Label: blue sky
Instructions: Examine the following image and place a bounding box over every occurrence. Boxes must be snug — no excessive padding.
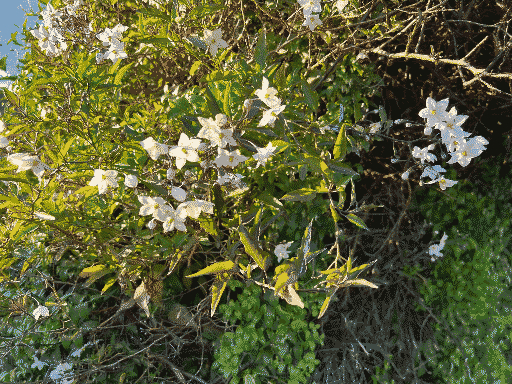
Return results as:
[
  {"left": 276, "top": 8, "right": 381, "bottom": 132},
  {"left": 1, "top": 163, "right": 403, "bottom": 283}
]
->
[{"left": 0, "top": 0, "right": 40, "bottom": 84}]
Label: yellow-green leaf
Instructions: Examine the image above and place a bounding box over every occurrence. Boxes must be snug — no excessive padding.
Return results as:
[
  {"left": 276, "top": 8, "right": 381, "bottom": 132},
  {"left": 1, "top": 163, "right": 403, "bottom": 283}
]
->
[
  {"left": 343, "top": 278, "right": 379, "bottom": 289},
  {"left": 190, "top": 60, "right": 202, "bottom": 76},
  {"left": 196, "top": 216, "right": 217, "bottom": 236},
  {"left": 273, "top": 270, "right": 293, "bottom": 297},
  {"left": 239, "top": 224, "right": 271, "bottom": 272},
  {"left": 20, "top": 252, "right": 39, "bottom": 277},
  {"left": 280, "top": 188, "right": 317, "bottom": 202},
  {"left": 101, "top": 276, "right": 117, "bottom": 294},
  {"left": 333, "top": 124, "right": 348, "bottom": 160},
  {"left": 210, "top": 272, "right": 230, "bottom": 316},
  {"left": 346, "top": 213, "right": 369, "bottom": 231},
  {"left": 185, "top": 260, "right": 234, "bottom": 278}
]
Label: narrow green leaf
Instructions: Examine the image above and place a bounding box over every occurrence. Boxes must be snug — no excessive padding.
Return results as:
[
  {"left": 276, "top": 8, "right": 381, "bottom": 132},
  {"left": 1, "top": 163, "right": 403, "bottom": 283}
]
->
[
  {"left": 333, "top": 124, "right": 349, "bottom": 161},
  {"left": 346, "top": 213, "right": 369, "bottom": 231},
  {"left": 239, "top": 223, "right": 271, "bottom": 272},
  {"left": 185, "top": 260, "right": 234, "bottom": 278},
  {"left": 254, "top": 28, "right": 267, "bottom": 71},
  {"left": 300, "top": 79, "right": 319, "bottom": 112},
  {"left": 114, "top": 63, "right": 134, "bottom": 86},
  {"left": 280, "top": 188, "right": 317, "bottom": 202},
  {"left": 190, "top": 60, "right": 202, "bottom": 76},
  {"left": 187, "top": 4, "right": 226, "bottom": 20}
]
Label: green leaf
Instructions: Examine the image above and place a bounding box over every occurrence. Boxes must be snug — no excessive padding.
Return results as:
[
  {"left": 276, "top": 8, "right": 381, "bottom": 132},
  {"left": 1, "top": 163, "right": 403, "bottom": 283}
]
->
[
  {"left": 254, "top": 28, "right": 267, "bottom": 71},
  {"left": 190, "top": 60, "right": 202, "bottom": 76},
  {"left": 114, "top": 63, "right": 134, "bottom": 86},
  {"left": 300, "top": 79, "right": 319, "bottom": 112},
  {"left": 280, "top": 188, "right": 317, "bottom": 203},
  {"left": 187, "top": 3, "right": 226, "bottom": 20},
  {"left": 58, "top": 137, "right": 75, "bottom": 165},
  {"left": 238, "top": 223, "right": 271, "bottom": 272},
  {"left": 345, "top": 213, "right": 369, "bottom": 231},
  {"left": 205, "top": 84, "right": 223, "bottom": 116},
  {"left": 140, "top": 180, "right": 168, "bottom": 196},
  {"left": 137, "top": 7, "right": 175, "bottom": 22},
  {"left": 333, "top": 124, "right": 348, "bottom": 161},
  {"left": 11, "top": 222, "right": 38, "bottom": 242},
  {"left": 0, "top": 56, "right": 7, "bottom": 72},
  {"left": 185, "top": 260, "right": 234, "bottom": 278},
  {"left": 196, "top": 216, "right": 218, "bottom": 236},
  {"left": 274, "top": 62, "right": 287, "bottom": 91},
  {"left": 101, "top": 276, "right": 117, "bottom": 294}
]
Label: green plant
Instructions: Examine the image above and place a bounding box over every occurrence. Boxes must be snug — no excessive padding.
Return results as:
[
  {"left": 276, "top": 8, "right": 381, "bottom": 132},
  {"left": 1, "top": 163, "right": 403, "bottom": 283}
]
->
[
  {"left": 403, "top": 160, "right": 512, "bottom": 383},
  {"left": 212, "top": 279, "right": 324, "bottom": 384}
]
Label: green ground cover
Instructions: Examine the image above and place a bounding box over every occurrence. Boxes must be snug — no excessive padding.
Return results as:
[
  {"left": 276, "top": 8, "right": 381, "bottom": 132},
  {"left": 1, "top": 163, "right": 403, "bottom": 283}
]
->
[{"left": 372, "top": 153, "right": 512, "bottom": 383}]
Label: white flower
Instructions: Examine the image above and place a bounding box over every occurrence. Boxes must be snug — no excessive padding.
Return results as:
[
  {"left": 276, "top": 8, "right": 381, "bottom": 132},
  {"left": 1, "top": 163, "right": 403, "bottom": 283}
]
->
[
  {"left": 258, "top": 104, "right": 286, "bottom": 127},
  {"left": 401, "top": 170, "right": 409, "bottom": 180},
  {"left": 436, "top": 106, "right": 468, "bottom": 133},
  {"left": 302, "top": 14, "right": 323, "bottom": 31},
  {"left": 429, "top": 232, "right": 448, "bottom": 261},
  {"left": 140, "top": 137, "right": 169, "bottom": 161},
  {"left": 7, "top": 153, "right": 49, "bottom": 178},
  {"left": 168, "top": 133, "right": 202, "bottom": 169},
  {"left": 138, "top": 196, "right": 171, "bottom": 219},
  {"left": 0, "top": 136, "right": 9, "bottom": 148},
  {"left": 446, "top": 140, "right": 483, "bottom": 167},
  {"left": 420, "top": 164, "right": 446, "bottom": 181},
  {"left": 34, "top": 212, "right": 56, "bottom": 221},
  {"left": 197, "top": 114, "right": 235, "bottom": 148},
  {"left": 179, "top": 199, "right": 214, "bottom": 219},
  {"left": 214, "top": 148, "right": 249, "bottom": 168},
  {"left": 255, "top": 77, "right": 281, "bottom": 109},
  {"left": 31, "top": 355, "right": 47, "bottom": 370},
  {"left": 425, "top": 176, "right": 458, "bottom": 190},
  {"left": 171, "top": 186, "right": 187, "bottom": 202},
  {"left": 96, "top": 26, "right": 124, "bottom": 47},
  {"left": 103, "top": 40, "right": 128, "bottom": 64},
  {"left": 275, "top": 241, "right": 294, "bottom": 263},
  {"left": 124, "top": 174, "right": 138, "bottom": 188},
  {"left": 298, "top": 0, "right": 322, "bottom": 16},
  {"left": 33, "top": 305, "right": 50, "bottom": 320},
  {"left": 89, "top": 169, "right": 118, "bottom": 194},
  {"left": 30, "top": 25, "right": 61, "bottom": 56},
  {"left": 158, "top": 203, "right": 189, "bottom": 232},
  {"left": 418, "top": 97, "right": 450, "bottom": 133},
  {"left": 203, "top": 28, "right": 228, "bottom": 56},
  {"left": 252, "top": 142, "right": 277, "bottom": 168},
  {"left": 0, "top": 120, "right": 6, "bottom": 132},
  {"left": 147, "top": 218, "right": 157, "bottom": 230},
  {"left": 439, "top": 128, "right": 472, "bottom": 153},
  {"left": 336, "top": 0, "right": 349, "bottom": 13},
  {"left": 412, "top": 144, "right": 437, "bottom": 164},
  {"left": 41, "top": 3, "right": 63, "bottom": 28},
  {"left": 49, "top": 362, "right": 73, "bottom": 382}
]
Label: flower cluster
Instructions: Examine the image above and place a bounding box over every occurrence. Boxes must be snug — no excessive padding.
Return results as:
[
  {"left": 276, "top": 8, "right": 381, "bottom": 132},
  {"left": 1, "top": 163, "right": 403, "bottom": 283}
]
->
[
  {"left": 29, "top": 1, "right": 128, "bottom": 66},
  {"left": 298, "top": 0, "right": 323, "bottom": 31},
  {"left": 401, "top": 97, "right": 488, "bottom": 190},
  {"left": 95, "top": 23, "right": 129, "bottom": 64},
  {"left": 29, "top": 1, "right": 86, "bottom": 57}
]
